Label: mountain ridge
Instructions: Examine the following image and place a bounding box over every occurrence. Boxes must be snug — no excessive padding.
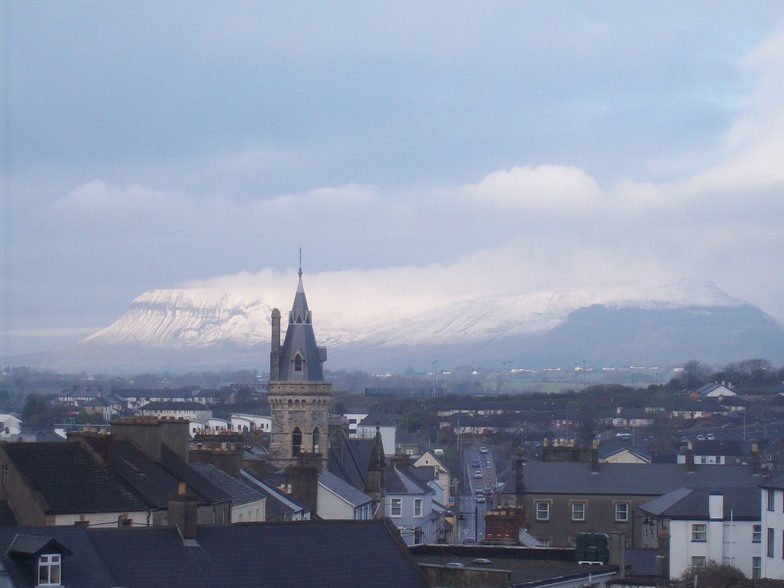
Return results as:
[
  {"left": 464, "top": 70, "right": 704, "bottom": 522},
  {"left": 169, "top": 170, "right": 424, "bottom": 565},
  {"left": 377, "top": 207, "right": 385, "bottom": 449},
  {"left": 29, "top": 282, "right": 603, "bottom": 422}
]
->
[{"left": 6, "top": 279, "right": 784, "bottom": 373}]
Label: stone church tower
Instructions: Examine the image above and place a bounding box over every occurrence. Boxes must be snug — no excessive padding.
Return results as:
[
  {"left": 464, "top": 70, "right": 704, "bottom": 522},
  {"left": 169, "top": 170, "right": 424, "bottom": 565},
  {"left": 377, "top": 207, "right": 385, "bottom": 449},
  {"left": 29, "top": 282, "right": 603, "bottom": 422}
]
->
[{"left": 268, "top": 268, "right": 331, "bottom": 469}]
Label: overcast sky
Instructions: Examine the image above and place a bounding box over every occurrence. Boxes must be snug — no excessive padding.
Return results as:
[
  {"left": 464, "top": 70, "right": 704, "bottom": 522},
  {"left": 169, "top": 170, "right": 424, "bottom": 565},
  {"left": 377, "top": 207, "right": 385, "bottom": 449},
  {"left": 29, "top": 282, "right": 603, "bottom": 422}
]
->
[{"left": 3, "top": 2, "right": 784, "bottom": 357}]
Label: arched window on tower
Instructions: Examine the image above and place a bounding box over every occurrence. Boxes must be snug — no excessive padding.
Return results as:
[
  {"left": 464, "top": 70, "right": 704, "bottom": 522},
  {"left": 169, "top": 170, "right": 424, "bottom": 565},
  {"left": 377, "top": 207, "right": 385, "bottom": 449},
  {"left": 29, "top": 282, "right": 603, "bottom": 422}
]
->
[
  {"left": 294, "top": 354, "right": 303, "bottom": 372},
  {"left": 312, "top": 427, "right": 321, "bottom": 453},
  {"left": 292, "top": 427, "right": 302, "bottom": 457}
]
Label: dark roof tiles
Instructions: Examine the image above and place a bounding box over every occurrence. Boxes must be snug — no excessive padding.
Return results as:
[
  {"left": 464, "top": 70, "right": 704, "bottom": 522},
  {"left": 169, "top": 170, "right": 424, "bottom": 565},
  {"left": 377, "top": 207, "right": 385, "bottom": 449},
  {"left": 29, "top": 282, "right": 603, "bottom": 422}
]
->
[{"left": 2, "top": 442, "right": 148, "bottom": 514}]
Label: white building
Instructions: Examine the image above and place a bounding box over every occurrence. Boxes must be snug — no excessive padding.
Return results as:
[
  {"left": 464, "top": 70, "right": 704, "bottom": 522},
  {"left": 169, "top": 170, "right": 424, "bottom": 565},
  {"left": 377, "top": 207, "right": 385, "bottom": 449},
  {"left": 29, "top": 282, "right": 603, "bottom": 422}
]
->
[
  {"left": 640, "top": 487, "right": 761, "bottom": 580},
  {"left": 413, "top": 449, "right": 451, "bottom": 506},
  {"left": 230, "top": 413, "right": 271, "bottom": 433},
  {"left": 761, "top": 474, "right": 784, "bottom": 579},
  {"left": 317, "top": 471, "right": 374, "bottom": 520},
  {"left": 138, "top": 401, "right": 212, "bottom": 423},
  {"left": 385, "top": 461, "right": 441, "bottom": 545},
  {"left": 0, "top": 414, "right": 22, "bottom": 437}
]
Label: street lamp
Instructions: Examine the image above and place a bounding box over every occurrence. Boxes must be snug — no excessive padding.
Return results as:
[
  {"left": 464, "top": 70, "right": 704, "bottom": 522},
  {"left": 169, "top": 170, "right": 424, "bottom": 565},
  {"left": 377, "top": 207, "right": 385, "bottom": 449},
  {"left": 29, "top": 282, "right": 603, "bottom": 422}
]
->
[{"left": 458, "top": 507, "right": 479, "bottom": 543}]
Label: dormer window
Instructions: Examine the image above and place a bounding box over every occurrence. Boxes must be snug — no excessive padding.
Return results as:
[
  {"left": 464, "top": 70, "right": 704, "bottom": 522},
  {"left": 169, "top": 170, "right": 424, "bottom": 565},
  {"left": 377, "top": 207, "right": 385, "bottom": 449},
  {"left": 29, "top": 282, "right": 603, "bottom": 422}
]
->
[
  {"left": 8, "top": 534, "right": 70, "bottom": 588},
  {"left": 294, "top": 354, "right": 303, "bottom": 372},
  {"left": 38, "top": 553, "right": 61, "bottom": 586}
]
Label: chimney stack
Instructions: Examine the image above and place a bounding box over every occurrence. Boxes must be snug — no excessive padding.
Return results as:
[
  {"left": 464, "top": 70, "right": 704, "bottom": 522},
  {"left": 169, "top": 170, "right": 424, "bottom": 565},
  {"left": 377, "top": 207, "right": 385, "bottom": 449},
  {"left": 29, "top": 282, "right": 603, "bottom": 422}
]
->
[
  {"left": 686, "top": 441, "right": 695, "bottom": 473},
  {"left": 752, "top": 442, "right": 761, "bottom": 474},
  {"left": 168, "top": 482, "right": 199, "bottom": 542},
  {"left": 286, "top": 460, "right": 319, "bottom": 513}
]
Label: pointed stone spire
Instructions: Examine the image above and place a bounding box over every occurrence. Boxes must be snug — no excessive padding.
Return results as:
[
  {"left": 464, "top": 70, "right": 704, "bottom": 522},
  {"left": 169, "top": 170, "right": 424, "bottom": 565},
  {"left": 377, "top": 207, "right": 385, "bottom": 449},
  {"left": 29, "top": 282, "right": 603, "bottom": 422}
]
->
[{"left": 273, "top": 264, "right": 327, "bottom": 381}]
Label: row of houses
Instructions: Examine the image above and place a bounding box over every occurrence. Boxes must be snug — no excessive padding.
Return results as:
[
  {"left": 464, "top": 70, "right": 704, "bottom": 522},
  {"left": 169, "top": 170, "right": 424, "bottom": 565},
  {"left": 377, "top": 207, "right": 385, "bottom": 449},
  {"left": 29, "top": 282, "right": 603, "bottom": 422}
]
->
[{"left": 484, "top": 438, "right": 784, "bottom": 581}]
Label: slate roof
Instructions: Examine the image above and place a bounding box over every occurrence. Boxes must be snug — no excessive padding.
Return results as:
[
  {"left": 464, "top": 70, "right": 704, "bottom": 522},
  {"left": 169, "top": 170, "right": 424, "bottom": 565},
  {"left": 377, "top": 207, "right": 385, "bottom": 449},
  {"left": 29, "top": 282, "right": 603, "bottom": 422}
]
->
[
  {"left": 759, "top": 472, "right": 784, "bottom": 490},
  {"left": 683, "top": 439, "right": 744, "bottom": 455},
  {"left": 695, "top": 382, "right": 735, "bottom": 396},
  {"left": 240, "top": 470, "right": 309, "bottom": 521},
  {"left": 190, "top": 462, "right": 264, "bottom": 507},
  {"left": 0, "top": 500, "right": 19, "bottom": 526},
  {"left": 109, "top": 441, "right": 229, "bottom": 508},
  {"left": 500, "top": 461, "right": 762, "bottom": 496},
  {"left": 386, "top": 465, "right": 431, "bottom": 496},
  {"left": 640, "top": 487, "right": 760, "bottom": 520},
  {"left": 328, "top": 433, "right": 374, "bottom": 490},
  {"left": 159, "top": 446, "right": 229, "bottom": 504},
  {"left": 275, "top": 273, "right": 327, "bottom": 381},
  {"left": 0, "top": 520, "right": 430, "bottom": 587},
  {"left": 1, "top": 442, "right": 148, "bottom": 514},
  {"left": 319, "top": 470, "right": 373, "bottom": 508},
  {"left": 0, "top": 526, "right": 119, "bottom": 587},
  {"left": 358, "top": 412, "right": 396, "bottom": 427}
]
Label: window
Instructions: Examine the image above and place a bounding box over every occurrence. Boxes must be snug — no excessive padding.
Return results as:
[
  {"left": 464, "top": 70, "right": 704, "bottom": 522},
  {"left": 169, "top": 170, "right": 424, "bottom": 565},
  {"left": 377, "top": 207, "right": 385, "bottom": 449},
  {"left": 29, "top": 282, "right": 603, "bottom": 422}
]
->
[
  {"left": 294, "top": 354, "right": 303, "bottom": 372},
  {"left": 768, "top": 527, "right": 775, "bottom": 557},
  {"left": 753, "top": 524, "right": 762, "bottom": 543},
  {"left": 37, "top": 554, "right": 61, "bottom": 586},
  {"left": 691, "top": 556, "right": 706, "bottom": 570},
  {"left": 615, "top": 502, "right": 629, "bottom": 522},
  {"left": 571, "top": 502, "right": 586, "bottom": 522},
  {"left": 535, "top": 501, "right": 550, "bottom": 521},
  {"left": 753, "top": 556, "right": 762, "bottom": 579},
  {"left": 312, "top": 427, "right": 321, "bottom": 453},
  {"left": 768, "top": 489, "right": 776, "bottom": 511},
  {"left": 291, "top": 427, "right": 302, "bottom": 457},
  {"left": 390, "top": 498, "right": 402, "bottom": 517},
  {"left": 414, "top": 498, "right": 423, "bottom": 518},
  {"left": 691, "top": 523, "right": 706, "bottom": 542}
]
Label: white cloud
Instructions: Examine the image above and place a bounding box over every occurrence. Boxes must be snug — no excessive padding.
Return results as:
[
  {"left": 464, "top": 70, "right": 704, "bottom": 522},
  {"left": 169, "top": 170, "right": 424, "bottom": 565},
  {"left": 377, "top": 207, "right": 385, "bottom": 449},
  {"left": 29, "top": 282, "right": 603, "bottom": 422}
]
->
[{"left": 4, "top": 4, "right": 784, "bottom": 356}]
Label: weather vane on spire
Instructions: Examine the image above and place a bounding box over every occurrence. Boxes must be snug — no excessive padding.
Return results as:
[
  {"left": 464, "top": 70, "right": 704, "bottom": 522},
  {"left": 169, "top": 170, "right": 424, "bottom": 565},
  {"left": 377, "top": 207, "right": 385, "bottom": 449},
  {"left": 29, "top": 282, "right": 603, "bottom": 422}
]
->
[{"left": 298, "top": 247, "right": 303, "bottom": 277}]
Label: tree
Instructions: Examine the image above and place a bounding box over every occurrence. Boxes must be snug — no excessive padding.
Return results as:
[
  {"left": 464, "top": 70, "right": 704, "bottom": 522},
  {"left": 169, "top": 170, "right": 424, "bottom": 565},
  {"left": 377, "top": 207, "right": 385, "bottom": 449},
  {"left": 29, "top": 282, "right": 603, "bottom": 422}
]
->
[
  {"left": 681, "top": 360, "right": 712, "bottom": 390},
  {"left": 21, "top": 393, "right": 47, "bottom": 423},
  {"left": 680, "top": 560, "right": 744, "bottom": 588}
]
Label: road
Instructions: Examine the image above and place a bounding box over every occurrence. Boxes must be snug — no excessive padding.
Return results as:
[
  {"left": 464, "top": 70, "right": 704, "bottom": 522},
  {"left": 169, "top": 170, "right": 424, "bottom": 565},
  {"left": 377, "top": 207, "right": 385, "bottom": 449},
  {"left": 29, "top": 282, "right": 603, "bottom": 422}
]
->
[{"left": 458, "top": 445, "right": 496, "bottom": 543}]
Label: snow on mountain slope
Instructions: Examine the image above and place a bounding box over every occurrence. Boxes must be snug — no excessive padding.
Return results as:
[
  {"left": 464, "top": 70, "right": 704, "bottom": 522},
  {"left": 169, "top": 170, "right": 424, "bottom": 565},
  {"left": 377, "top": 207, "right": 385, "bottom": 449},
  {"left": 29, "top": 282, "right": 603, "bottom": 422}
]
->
[{"left": 85, "top": 278, "right": 746, "bottom": 349}]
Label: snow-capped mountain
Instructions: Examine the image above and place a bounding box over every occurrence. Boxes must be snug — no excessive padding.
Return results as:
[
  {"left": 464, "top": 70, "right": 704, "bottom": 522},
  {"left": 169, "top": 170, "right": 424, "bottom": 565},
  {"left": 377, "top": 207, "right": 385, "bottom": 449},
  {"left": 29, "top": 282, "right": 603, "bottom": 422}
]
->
[{"left": 15, "top": 279, "right": 784, "bottom": 373}]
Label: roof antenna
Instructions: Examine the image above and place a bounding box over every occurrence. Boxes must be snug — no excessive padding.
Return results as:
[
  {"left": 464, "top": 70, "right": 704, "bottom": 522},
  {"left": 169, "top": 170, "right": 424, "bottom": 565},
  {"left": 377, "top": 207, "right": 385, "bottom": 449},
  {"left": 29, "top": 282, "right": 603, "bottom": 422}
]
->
[{"left": 298, "top": 247, "right": 303, "bottom": 277}]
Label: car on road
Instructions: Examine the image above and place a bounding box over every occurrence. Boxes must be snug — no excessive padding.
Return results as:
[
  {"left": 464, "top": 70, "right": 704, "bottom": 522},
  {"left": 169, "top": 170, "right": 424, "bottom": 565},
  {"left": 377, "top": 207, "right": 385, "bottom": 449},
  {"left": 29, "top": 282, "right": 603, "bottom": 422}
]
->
[
  {"left": 471, "top": 459, "right": 480, "bottom": 467},
  {"left": 476, "top": 495, "right": 486, "bottom": 503},
  {"left": 706, "top": 433, "right": 715, "bottom": 440},
  {"left": 479, "top": 446, "right": 488, "bottom": 453},
  {"left": 474, "top": 470, "right": 482, "bottom": 478},
  {"left": 696, "top": 434, "right": 706, "bottom": 441}
]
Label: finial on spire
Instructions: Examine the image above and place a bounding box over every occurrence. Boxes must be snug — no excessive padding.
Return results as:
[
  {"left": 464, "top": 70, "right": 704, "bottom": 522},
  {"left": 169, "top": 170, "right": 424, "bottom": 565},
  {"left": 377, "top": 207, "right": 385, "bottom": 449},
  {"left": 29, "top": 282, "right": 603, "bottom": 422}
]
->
[{"left": 298, "top": 248, "right": 303, "bottom": 278}]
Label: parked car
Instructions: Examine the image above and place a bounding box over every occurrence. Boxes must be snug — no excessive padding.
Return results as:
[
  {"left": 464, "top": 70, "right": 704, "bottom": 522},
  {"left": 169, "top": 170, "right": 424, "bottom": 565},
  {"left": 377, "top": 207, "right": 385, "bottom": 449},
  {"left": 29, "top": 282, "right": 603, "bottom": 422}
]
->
[
  {"left": 474, "top": 470, "right": 482, "bottom": 478},
  {"left": 479, "top": 447, "right": 488, "bottom": 453},
  {"left": 696, "top": 434, "right": 706, "bottom": 441},
  {"left": 706, "top": 433, "right": 715, "bottom": 440}
]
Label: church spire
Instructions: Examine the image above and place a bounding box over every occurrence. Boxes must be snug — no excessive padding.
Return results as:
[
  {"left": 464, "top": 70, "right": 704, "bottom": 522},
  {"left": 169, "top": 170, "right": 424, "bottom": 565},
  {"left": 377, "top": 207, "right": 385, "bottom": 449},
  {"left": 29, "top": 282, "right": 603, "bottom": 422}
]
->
[{"left": 273, "top": 262, "right": 327, "bottom": 382}]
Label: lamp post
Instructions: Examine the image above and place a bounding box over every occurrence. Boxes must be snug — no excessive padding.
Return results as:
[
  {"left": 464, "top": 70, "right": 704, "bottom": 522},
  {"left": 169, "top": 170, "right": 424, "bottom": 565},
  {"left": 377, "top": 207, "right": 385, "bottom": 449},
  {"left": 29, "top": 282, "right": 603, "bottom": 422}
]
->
[{"left": 457, "top": 509, "right": 478, "bottom": 543}]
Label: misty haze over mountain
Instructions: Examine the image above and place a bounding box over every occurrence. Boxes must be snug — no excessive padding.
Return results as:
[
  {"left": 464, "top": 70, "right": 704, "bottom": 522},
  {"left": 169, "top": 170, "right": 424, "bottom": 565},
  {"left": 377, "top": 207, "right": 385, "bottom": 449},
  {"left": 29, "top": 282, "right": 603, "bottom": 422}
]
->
[{"left": 6, "top": 278, "right": 784, "bottom": 374}]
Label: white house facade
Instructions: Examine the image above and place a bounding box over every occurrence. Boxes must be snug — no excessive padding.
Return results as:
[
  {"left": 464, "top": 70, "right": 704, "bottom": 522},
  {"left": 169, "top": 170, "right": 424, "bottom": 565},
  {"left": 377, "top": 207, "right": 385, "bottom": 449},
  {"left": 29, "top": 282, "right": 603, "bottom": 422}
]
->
[{"left": 761, "top": 475, "right": 784, "bottom": 579}]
